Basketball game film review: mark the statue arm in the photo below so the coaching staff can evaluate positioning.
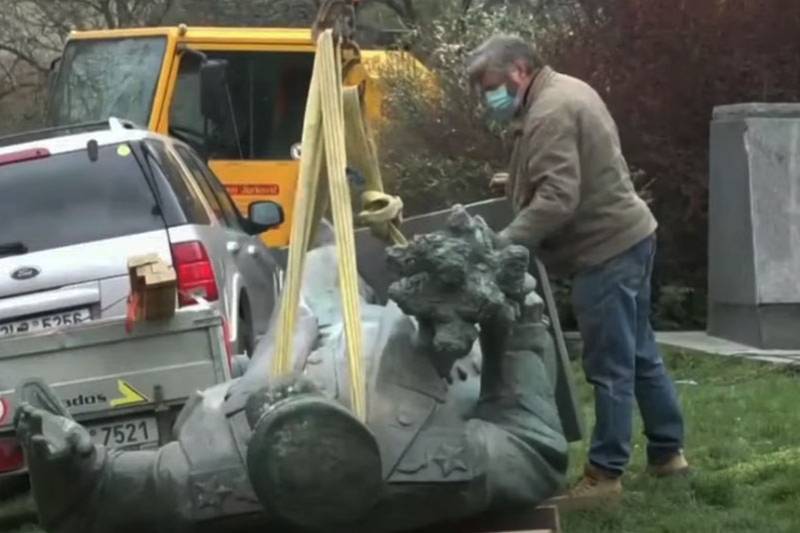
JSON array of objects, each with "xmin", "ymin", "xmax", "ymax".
[
  {"xmin": 15, "ymin": 403, "xmax": 191, "ymax": 533},
  {"xmin": 76, "ymin": 445, "xmax": 190, "ymax": 533},
  {"xmin": 385, "ymin": 206, "xmax": 569, "ymax": 509},
  {"xmin": 467, "ymin": 320, "xmax": 569, "ymax": 507},
  {"xmin": 358, "ymin": 320, "xmax": 568, "ymax": 532}
]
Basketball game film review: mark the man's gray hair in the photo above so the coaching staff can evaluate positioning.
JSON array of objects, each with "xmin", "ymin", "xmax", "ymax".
[{"xmin": 466, "ymin": 34, "xmax": 543, "ymax": 85}]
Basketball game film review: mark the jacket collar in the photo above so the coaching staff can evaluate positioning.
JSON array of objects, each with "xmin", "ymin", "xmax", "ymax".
[
  {"xmin": 524, "ymin": 65, "xmax": 556, "ymax": 110},
  {"xmin": 510, "ymin": 65, "xmax": 556, "ymax": 135}
]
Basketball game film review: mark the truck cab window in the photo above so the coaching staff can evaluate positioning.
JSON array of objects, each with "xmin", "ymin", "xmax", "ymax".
[
  {"xmin": 49, "ymin": 37, "xmax": 167, "ymax": 127},
  {"xmin": 169, "ymin": 51, "xmax": 314, "ymax": 161}
]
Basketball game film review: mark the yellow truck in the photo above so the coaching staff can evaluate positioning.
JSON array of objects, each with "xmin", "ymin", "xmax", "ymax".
[{"xmin": 45, "ymin": 25, "xmax": 419, "ymax": 247}]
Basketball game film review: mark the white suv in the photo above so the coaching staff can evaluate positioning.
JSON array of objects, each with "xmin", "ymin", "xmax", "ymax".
[{"xmin": 0, "ymin": 118, "xmax": 284, "ymax": 357}]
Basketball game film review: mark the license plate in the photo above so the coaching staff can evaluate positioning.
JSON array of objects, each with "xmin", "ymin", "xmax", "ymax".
[
  {"xmin": 87, "ymin": 416, "xmax": 159, "ymax": 449},
  {"xmin": 0, "ymin": 308, "xmax": 91, "ymax": 338}
]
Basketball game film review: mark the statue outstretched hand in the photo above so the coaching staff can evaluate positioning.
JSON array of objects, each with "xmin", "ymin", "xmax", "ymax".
[
  {"xmin": 15, "ymin": 403, "xmax": 94, "ymax": 463},
  {"xmin": 14, "ymin": 386, "xmax": 105, "ymax": 530}
]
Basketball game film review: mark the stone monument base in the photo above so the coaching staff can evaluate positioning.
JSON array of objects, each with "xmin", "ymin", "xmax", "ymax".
[
  {"xmin": 708, "ymin": 303, "xmax": 800, "ymax": 350},
  {"xmin": 709, "ymin": 103, "xmax": 800, "ymax": 350}
]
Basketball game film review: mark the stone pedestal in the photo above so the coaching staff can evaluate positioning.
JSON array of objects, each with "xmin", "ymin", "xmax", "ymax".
[{"xmin": 708, "ymin": 104, "xmax": 800, "ymax": 349}]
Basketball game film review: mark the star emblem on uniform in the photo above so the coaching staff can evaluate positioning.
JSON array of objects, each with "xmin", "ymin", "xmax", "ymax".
[
  {"xmin": 432, "ymin": 443, "xmax": 468, "ymax": 477},
  {"xmin": 194, "ymin": 477, "xmax": 233, "ymax": 510}
]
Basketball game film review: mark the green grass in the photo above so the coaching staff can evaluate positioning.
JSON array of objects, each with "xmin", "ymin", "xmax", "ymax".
[
  {"xmin": 3, "ymin": 349, "xmax": 800, "ymax": 532},
  {"xmin": 563, "ymin": 349, "xmax": 800, "ymax": 533}
]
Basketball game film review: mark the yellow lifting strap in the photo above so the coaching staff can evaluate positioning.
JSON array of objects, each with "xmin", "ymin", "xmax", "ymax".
[
  {"xmin": 342, "ymin": 86, "xmax": 407, "ymax": 246},
  {"xmin": 272, "ymin": 30, "xmax": 405, "ymax": 421}
]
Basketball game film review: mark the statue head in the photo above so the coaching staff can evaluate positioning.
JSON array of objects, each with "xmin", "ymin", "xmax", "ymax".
[
  {"xmin": 245, "ymin": 377, "xmax": 382, "ymax": 529},
  {"xmin": 386, "ymin": 206, "xmax": 532, "ymax": 377}
]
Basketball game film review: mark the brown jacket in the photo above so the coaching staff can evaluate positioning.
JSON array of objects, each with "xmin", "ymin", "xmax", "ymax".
[{"xmin": 502, "ymin": 66, "xmax": 656, "ymax": 276}]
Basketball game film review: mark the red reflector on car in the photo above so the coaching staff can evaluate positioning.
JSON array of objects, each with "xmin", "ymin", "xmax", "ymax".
[
  {"xmin": 0, "ymin": 437, "xmax": 24, "ymax": 474},
  {"xmin": 171, "ymin": 241, "xmax": 219, "ymax": 306},
  {"xmin": 172, "ymin": 241, "xmax": 206, "ymax": 264},
  {"xmin": 0, "ymin": 148, "xmax": 50, "ymax": 167}
]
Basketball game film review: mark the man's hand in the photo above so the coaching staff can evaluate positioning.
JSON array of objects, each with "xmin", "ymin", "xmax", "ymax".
[
  {"xmin": 489, "ymin": 172, "xmax": 509, "ymax": 196},
  {"xmin": 493, "ymin": 229, "xmax": 513, "ymax": 250}
]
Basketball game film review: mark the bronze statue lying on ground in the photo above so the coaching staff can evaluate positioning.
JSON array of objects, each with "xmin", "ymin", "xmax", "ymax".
[{"xmin": 14, "ymin": 207, "xmax": 568, "ymax": 533}]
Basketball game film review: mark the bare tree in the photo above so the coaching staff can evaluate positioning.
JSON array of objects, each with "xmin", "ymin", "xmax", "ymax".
[
  {"xmin": 0, "ymin": 0, "xmax": 189, "ymax": 135},
  {"xmin": 0, "ymin": 0, "xmax": 179, "ymax": 98}
]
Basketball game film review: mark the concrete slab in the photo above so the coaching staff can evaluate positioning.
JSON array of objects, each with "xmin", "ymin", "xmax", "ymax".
[
  {"xmin": 561, "ymin": 330, "xmax": 800, "ymax": 365},
  {"xmin": 657, "ymin": 331, "xmax": 800, "ymax": 365}
]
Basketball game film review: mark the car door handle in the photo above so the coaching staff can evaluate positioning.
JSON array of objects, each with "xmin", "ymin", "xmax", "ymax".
[{"xmin": 227, "ymin": 241, "xmax": 241, "ymax": 254}]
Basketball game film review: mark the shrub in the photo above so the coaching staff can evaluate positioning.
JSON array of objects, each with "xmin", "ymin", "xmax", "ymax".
[
  {"xmin": 377, "ymin": 0, "xmax": 800, "ymax": 329},
  {"xmin": 550, "ymin": 0, "xmax": 800, "ymax": 324},
  {"xmin": 375, "ymin": 3, "xmax": 567, "ymax": 215}
]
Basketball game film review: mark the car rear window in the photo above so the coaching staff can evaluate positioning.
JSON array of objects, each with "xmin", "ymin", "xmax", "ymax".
[{"xmin": 0, "ymin": 143, "xmax": 164, "ymax": 253}]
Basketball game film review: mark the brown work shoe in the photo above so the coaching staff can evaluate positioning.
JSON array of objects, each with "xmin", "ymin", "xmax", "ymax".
[
  {"xmin": 547, "ymin": 464, "xmax": 623, "ymax": 512},
  {"xmin": 647, "ymin": 451, "xmax": 690, "ymax": 478}
]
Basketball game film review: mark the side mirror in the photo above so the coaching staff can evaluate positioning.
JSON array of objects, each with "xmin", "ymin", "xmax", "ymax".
[
  {"xmin": 200, "ymin": 59, "xmax": 229, "ymax": 124},
  {"xmin": 248, "ymin": 201, "xmax": 285, "ymax": 234}
]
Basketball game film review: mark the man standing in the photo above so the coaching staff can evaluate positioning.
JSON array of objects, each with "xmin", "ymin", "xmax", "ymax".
[{"xmin": 466, "ymin": 35, "xmax": 688, "ymax": 507}]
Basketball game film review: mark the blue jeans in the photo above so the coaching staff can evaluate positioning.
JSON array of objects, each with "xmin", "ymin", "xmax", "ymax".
[{"xmin": 571, "ymin": 234, "xmax": 684, "ymax": 476}]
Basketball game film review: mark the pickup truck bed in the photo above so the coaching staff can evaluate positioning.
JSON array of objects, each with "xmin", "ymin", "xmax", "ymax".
[{"xmin": 0, "ymin": 307, "xmax": 230, "ymax": 479}]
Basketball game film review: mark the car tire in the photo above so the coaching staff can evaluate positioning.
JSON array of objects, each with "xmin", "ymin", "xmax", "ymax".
[{"xmin": 237, "ymin": 297, "xmax": 254, "ymax": 358}]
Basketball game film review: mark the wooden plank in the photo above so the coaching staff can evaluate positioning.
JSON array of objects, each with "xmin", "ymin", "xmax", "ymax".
[{"xmin": 412, "ymin": 505, "xmax": 560, "ymax": 533}]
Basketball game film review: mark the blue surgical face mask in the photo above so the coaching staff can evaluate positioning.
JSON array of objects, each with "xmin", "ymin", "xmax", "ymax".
[{"xmin": 484, "ymin": 85, "xmax": 517, "ymax": 122}]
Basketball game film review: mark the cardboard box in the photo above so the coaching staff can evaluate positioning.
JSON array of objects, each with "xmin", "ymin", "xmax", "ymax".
[{"xmin": 127, "ymin": 254, "xmax": 177, "ymax": 322}]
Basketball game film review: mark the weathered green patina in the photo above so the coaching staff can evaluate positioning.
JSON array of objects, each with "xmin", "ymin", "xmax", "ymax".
[{"xmin": 15, "ymin": 207, "xmax": 568, "ymax": 533}]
